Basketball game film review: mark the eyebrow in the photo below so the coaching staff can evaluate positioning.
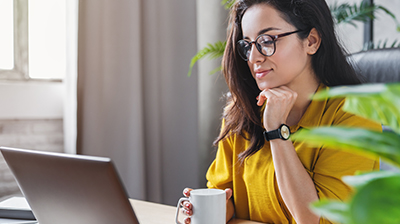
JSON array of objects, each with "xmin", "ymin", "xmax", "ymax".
[{"xmin": 243, "ymin": 27, "xmax": 280, "ymax": 39}]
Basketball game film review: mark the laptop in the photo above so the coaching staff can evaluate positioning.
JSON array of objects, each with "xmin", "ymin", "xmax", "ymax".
[{"xmin": 0, "ymin": 146, "xmax": 140, "ymax": 224}]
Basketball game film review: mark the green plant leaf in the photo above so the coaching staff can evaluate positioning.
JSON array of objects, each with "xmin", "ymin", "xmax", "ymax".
[
  {"xmin": 349, "ymin": 175, "xmax": 400, "ymax": 224},
  {"xmin": 362, "ymin": 39, "xmax": 400, "ymax": 50},
  {"xmin": 377, "ymin": 6, "xmax": 400, "ymax": 33},
  {"xmin": 291, "ymin": 127, "xmax": 400, "ymax": 166},
  {"xmin": 221, "ymin": 0, "xmax": 235, "ymax": 9},
  {"xmin": 310, "ymin": 173, "xmax": 400, "ymax": 224},
  {"xmin": 331, "ymin": 2, "xmax": 397, "ymax": 29},
  {"xmin": 331, "ymin": 2, "xmax": 375, "ymax": 26},
  {"xmin": 343, "ymin": 96, "xmax": 400, "ymax": 134},
  {"xmin": 312, "ymin": 84, "xmax": 386, "ymax": 100},
  {"xmin": 311, "ymin": 200, "xmax": 351, "ymax": 224},
  {"xmin": 312, "ymin": 83, "xmax": 400, "ymax": 134},
  {"xmin": 209, "ymin": 66, "xmax": 222, "ymax": 75},
  {"xmin": 384, "ymin": 84, "xmax": 400, "ymax": 107},
  {"xmin": 187, "ymin": 41, "xmax": 226, "ymax": 77},
  {"xmin": 342, "ymin": 171, "xmax": 400, "ymax": 189}
]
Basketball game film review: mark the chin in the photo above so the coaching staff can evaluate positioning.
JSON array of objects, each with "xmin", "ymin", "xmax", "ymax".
[
  {"xmin": 257, "ymin": 80, "xmax": 286, "ymax": 91},
  {"xmin": 257, "ymin": 82, "xmax": 272, "ymax": 91}
]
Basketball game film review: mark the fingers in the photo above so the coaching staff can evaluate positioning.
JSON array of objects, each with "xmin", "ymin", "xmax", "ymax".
[
  {"xmin": 256, "ymin": 91, "xmax": 268, "ymax": 106},
  {"xmin": 257, "ymin": 86, "xmax": 297, "ymax": 104},
  {"xmin": 257, "ymin": 86, "xmax": 298, "ymax": 130},
  {"xmin": 181, "ymin": 189, "xmax": 193, "ymax": 219},
  {"xmin": 183, "ymin": 188, "xmax": 193, "ymax": 197},
  {"xmin": 256, "ymin": 86, "xmax": 297, "ymax": 107},
  {"xmin": 180, "ymin": 199, "xmax": 192, "ymax": 215},
  {"xmin": 182, "ymin": 202, "xmax": 193, "ymax": 216},
  {"xmin": 183, "ymin": 201, "xmax": 192, "ymax": 211},
  {"xmin": 225, "ymin": 188, "xmax": 233, "ymax": 201},
  {"xmin": 183, "ymin": 217, "xmax": 191, "ymax": 224},
  {"xmin": 269, "ymin": 86, "xmax": 297, "ymax": 101}
]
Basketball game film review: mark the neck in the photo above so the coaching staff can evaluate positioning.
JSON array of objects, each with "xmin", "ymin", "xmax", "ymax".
[{"xmin": 286, "ymin": 77, "xmax": 320, "ymax": 126}]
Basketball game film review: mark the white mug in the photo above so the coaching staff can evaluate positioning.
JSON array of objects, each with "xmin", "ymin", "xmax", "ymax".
[{"xmin": 175, "ymin": 188, "xmax": 226, "ymax": 224}]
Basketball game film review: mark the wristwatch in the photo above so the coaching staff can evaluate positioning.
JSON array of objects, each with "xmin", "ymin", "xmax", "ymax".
[{"xmin": 263, "ymin": 124, "xmax": 291, "ymax": 141}]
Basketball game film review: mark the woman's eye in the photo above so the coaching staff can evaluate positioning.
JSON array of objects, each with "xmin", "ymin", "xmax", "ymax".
[
  {"xmin": 258, "ymin": 35, "xmax": 274, "ymax": 45},
  {"xmin": 260, "ymin": 40, "xmax": 274, "ymax": 45}
]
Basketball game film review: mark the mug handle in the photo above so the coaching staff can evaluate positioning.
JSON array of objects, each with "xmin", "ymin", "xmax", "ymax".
[{"xmin": 175, "ymin": 197, "xmax": 190, "ymax": 224}]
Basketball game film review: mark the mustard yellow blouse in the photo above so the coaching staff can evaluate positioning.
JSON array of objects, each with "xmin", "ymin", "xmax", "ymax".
[{"xmin": 206, "ymin": 85, "xmax": 381, "ymax": 224}]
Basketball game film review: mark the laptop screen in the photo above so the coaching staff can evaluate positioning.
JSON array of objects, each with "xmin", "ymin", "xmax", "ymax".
[{"xmin": 0, "ymin": 147, "xmax": 139, "ymax": 224}]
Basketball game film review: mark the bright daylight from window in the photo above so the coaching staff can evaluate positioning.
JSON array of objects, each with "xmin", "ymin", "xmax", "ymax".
[
  {"xmin": 0, "ymin": 0, "xmax": 14, "ymax": 70},
  {"xmin": 29, "ymin": 0, "xmax": 67, "ymax": 80},
  {"xmin": 0, "ymin": 0, "xmax": 67, "ymax": 80}
]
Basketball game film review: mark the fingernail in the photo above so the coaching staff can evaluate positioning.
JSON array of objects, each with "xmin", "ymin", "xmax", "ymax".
[
  {"xmin": 184, "ymin": 218, "xmax": 191, "ymax": 224},
  {"xmin": 186, "ymin": 210, "xmax": 190, "ymax": 215},
  {"xmin": 256, "ymin": 96, "xmax": 259, "ymax": 100}
]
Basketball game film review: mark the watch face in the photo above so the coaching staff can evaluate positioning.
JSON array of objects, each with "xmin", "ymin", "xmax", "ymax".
[{"xmin": 280, "ymin": 125, "xmax": 290, "ymax": 139}]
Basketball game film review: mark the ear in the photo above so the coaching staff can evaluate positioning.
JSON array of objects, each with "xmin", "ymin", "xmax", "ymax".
[{"xmin": 305, "ymin": 28, "xmax": 321, "ymax": 55}]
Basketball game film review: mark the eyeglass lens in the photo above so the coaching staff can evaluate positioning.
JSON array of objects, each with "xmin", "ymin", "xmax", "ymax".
[{"xmin": 237, "ymin": 35, "xmax": 275, "ymax": 61}]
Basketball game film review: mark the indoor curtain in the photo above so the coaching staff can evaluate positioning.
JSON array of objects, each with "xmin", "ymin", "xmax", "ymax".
[
  {"xmin": 77, "ymin": 0, "xmax": 146, "ymax": 200},
  {"xmin": 77, "ymin": 0, "xmax": 199, "ymax": 205}
]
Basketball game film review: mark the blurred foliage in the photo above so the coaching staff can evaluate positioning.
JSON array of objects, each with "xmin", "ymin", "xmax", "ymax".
[
  {"xmin": 362, "ymin": 40, "xmax": 400, "ymax": 51},
  {"xmin": 330, "ymin": 1, "xmax": 399, "ymax": 30},
  {"xmin": 221, "ymin": 0, "xmax": 235, "ymax": 9},
  {"xmin": 292, "ymin": 83, "xmax": 400, "ymax": 224},
  {"xmin": 187, "ymin": 41, "xmax": 226, "ymax": 77}
]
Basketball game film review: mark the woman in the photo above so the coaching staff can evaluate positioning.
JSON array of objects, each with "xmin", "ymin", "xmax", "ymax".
[{"xmin": 181, "ymin": 0, "xmax": 380, "ymax": 223}]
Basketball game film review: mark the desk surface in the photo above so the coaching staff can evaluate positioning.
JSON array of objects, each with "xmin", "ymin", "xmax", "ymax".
[
  {"xmin": 0, "ymin": 198, "xmax": 261, "ymax": 224},
  {"xmin": 130, "ymin": 199, "xmax": 263, "ymax": 224}
]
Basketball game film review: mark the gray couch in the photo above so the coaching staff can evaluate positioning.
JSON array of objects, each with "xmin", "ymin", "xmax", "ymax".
[{"xmin": 349, "ymin": 47, "xmax": 400, "ymax": 83}]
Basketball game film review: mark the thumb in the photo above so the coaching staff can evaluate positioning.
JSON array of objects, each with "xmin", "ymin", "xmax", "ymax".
[{"xmin": 225, "ymin": 188, "xmax": 233, "ymax": 201}]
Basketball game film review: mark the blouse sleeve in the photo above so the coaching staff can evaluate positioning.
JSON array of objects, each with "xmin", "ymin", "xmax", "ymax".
[{"xmin": 206, "ymin": 120, "xmax": 234, "ymax": 190}]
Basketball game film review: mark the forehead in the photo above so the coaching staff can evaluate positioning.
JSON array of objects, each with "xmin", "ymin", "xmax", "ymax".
[{"xmin": 241, "ymin": 4, "xmax": 293, "ymax": 38}]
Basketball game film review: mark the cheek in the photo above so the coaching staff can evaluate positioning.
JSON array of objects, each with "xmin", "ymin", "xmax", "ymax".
[
  {"xmin": 247, "ymin": 61, "xmax": 255, "ymax": 77},
  {"xmin": 275, "ymin": 43, "xmax": 307, "ymax": 72}
]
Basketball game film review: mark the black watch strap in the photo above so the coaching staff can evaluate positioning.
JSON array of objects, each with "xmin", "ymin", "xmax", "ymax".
[
  {"xmin": 263, "ymin": 124, "xmax": 291, "ymax": 141},
  {"xmin": 263, "ymin": 129, "xmax": 280, "ymax": 141}
]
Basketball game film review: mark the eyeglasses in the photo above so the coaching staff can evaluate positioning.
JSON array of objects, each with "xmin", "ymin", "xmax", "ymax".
[{"xmin": 237, "ymin": 30, "xmax": 303, "ymax": 61}]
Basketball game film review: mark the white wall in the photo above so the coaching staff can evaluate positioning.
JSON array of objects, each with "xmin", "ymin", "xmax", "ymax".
[
  {"xmin": 0, "ymin": 82, "xmax": 63, "ymax": 119},
  {"xmin": 326, "ymin": 0, "xmax": 364, "ymax": 53},
  {"xmin": 0, "ymin": 81, "xmax": 64, "ymax": 198},
  {"xmin": 374, "ymin": 0, "xmax": 400, "ymax": 45}
]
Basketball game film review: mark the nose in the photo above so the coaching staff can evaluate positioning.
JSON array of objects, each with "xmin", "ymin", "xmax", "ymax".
[{"xmin": 247, "ymin": 44, "xmax": 265, "ymax": 64}]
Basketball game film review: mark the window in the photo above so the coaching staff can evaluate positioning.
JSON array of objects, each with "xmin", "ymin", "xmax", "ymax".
[
  {"xmin": 0, "ymin": 1, "xmax": 14, "ymax": 70},
  {"xmin": 0, "ymin": 0, "xmax": 67, "ymax": 81}
]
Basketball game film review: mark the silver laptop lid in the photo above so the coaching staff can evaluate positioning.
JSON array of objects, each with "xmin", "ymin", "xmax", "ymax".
[{"xmin": 0, "ymin": 147, "xmax": 139, "ymax": 224}]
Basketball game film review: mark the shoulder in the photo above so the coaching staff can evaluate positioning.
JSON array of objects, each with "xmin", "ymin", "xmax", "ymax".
[
  {"xmin": 324, "ymin": 97, "xmax": 381, "ymax": 131},
  {"xmin": 218, "ymin": 118, "xmax": 251, "ymax": 152}
]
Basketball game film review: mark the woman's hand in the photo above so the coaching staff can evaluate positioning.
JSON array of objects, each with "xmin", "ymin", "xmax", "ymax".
[
  {"xmin": 181, "ymin": 188, "xmax": 233, "ymax": 224},
  {"xmin": 181, "ymin": 188, "xmax": 193, "ymax": 224},
  {"xmin": 256, "ymin": 86, "xmax": 297, "ymax": 131}
]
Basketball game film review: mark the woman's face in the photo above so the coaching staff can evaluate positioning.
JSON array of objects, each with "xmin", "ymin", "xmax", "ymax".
[{"xmin": 241, "ymin": 4, "xmax": 313, "ymax": 91}]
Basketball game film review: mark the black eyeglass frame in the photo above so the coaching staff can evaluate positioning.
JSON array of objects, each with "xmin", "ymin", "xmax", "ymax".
[{"xmin": 237, "ymin": 30, "xmax": 303, "ymax": 61}]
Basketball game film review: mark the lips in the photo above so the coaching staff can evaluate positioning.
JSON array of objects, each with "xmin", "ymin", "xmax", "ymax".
[{"xmin": 255, "ymin": 69, "xmax": 272, "ymax": 79}]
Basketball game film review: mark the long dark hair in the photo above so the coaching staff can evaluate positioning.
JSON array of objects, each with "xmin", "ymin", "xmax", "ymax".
[{"xmin": 214, "ymin": 0, "xmax": 361, "ymax": 161}]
